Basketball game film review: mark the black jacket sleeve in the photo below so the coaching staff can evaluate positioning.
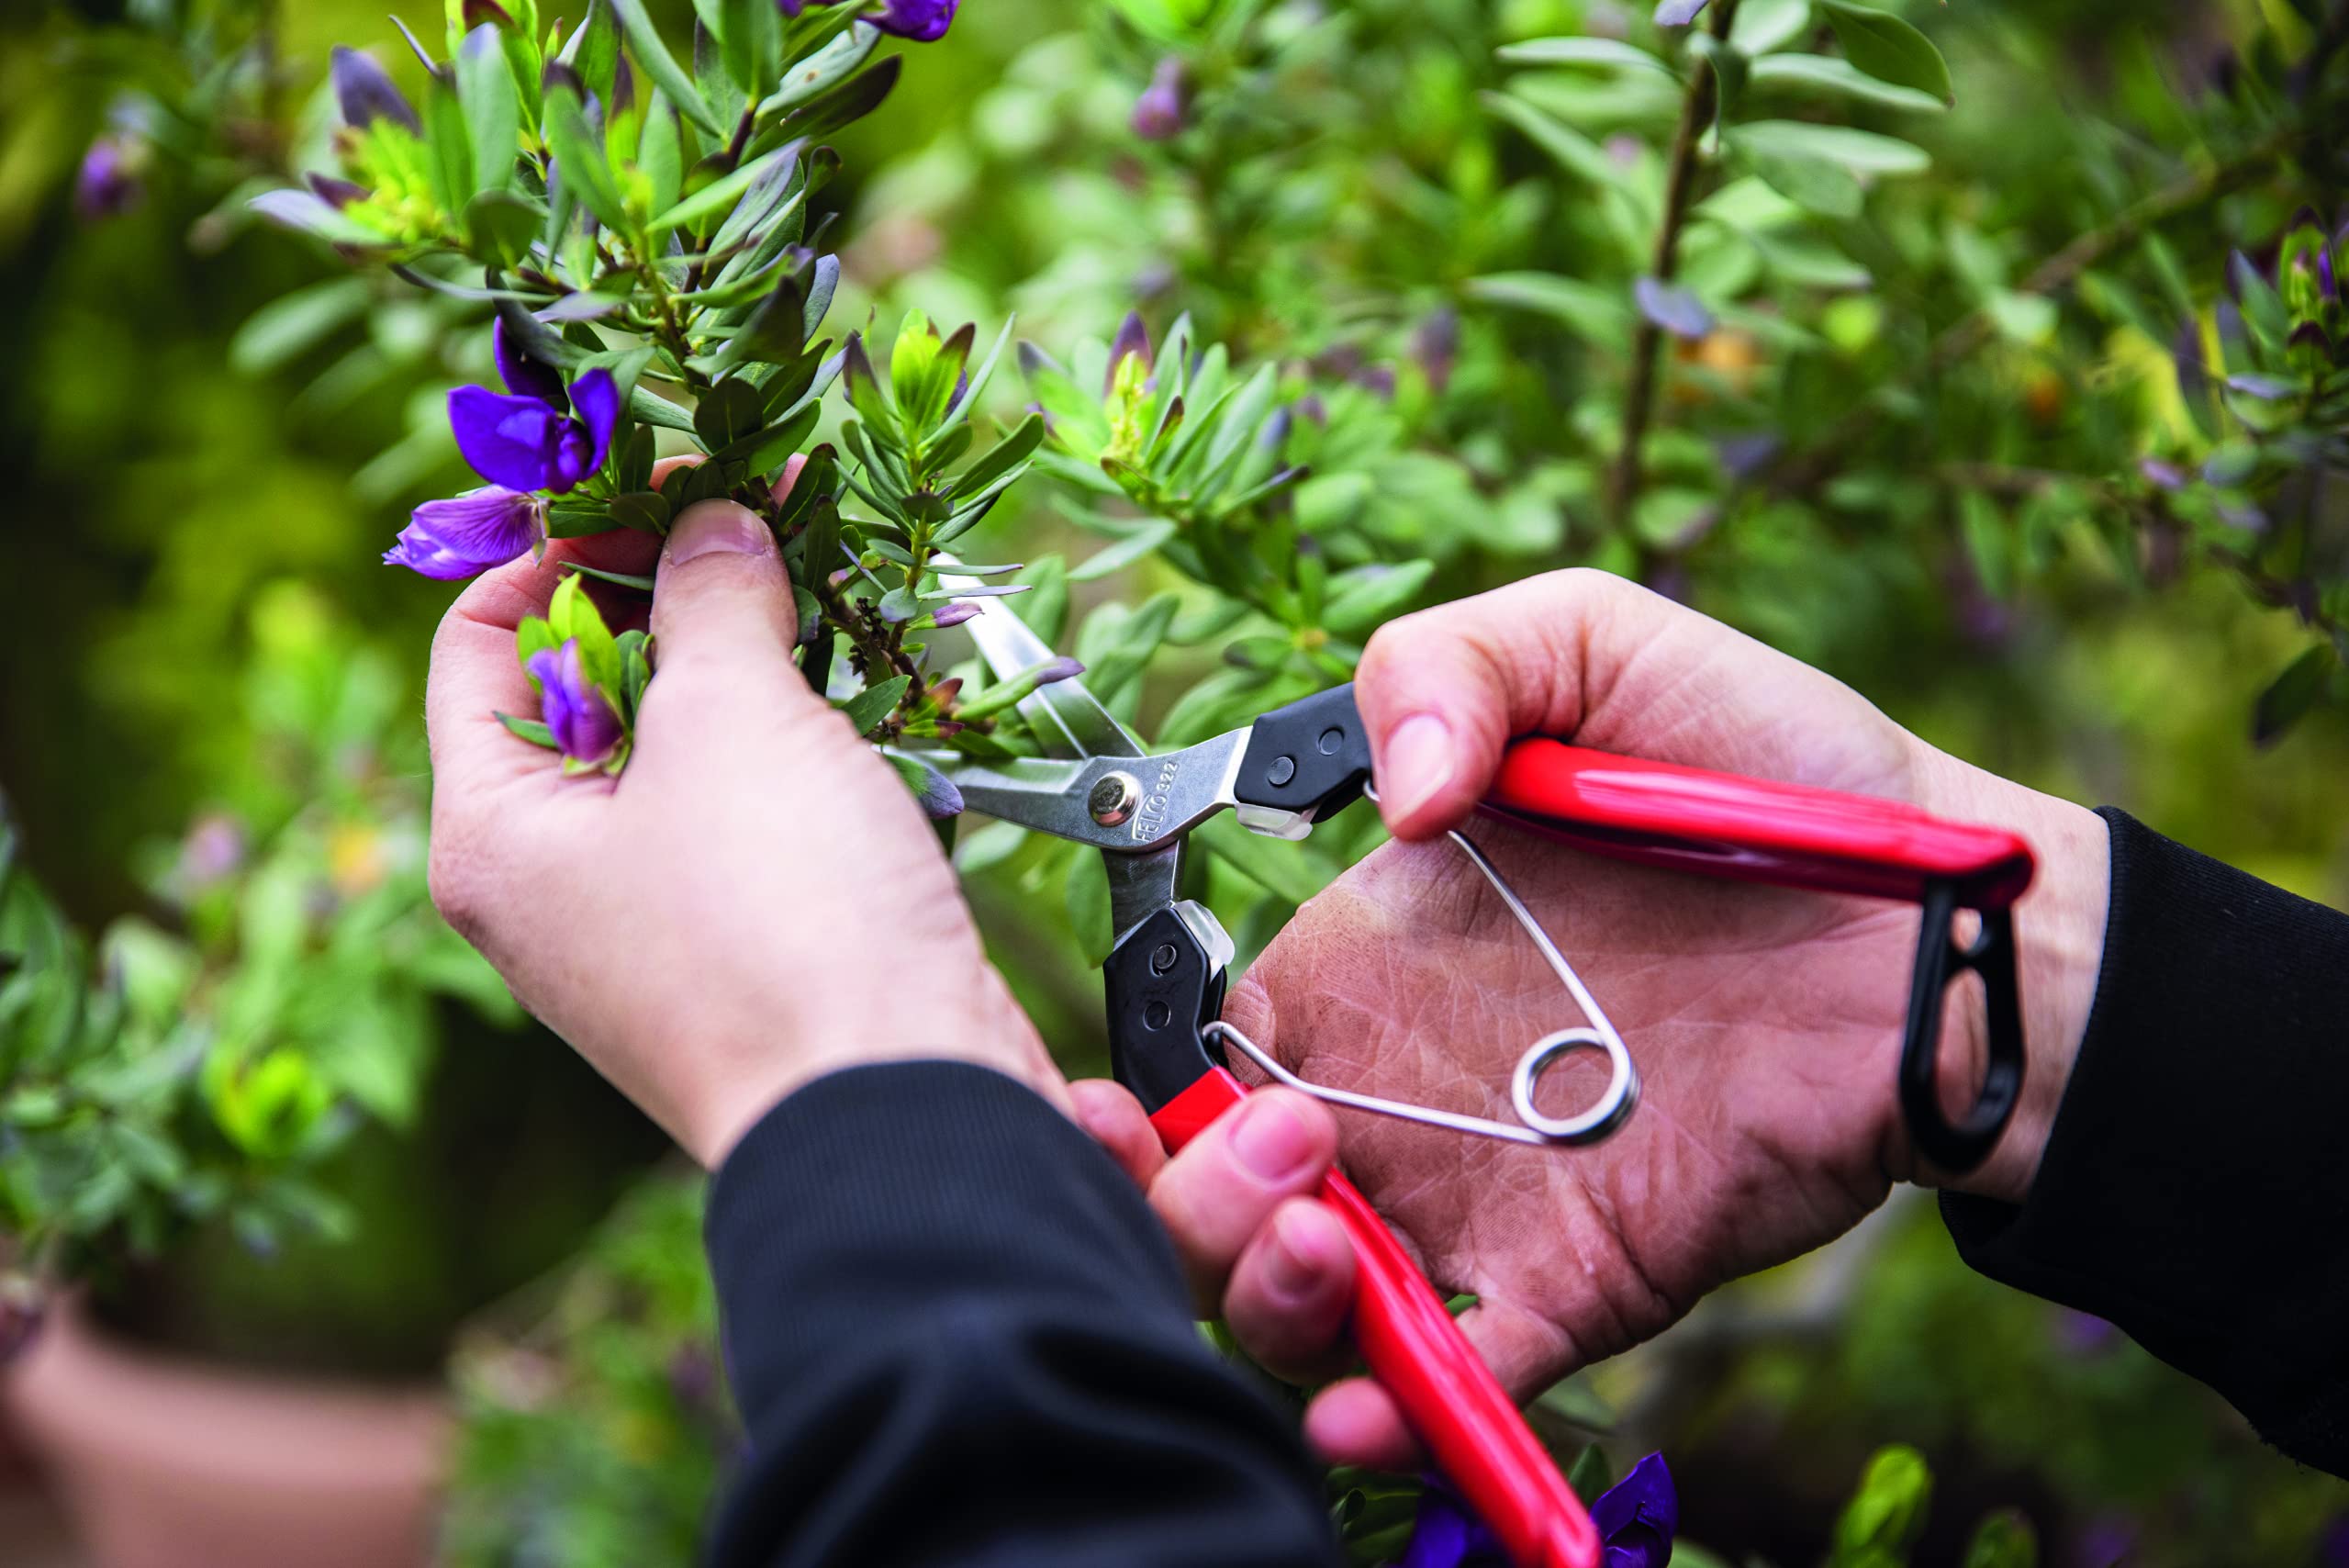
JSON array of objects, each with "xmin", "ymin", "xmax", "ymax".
[
  {"xmin": 700, "ymin": 1059, "xmax": 1343, "ymax": 1568},
  {"xmin": 1942, "ymin": 807, "xmax": 2349, "ymax": 1475}
]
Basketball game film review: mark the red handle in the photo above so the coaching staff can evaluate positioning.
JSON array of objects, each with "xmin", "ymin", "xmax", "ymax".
[
  {"xmin": 1485, "ymin": 739, "xmax": 2036, "ymax": 910},
  {"xmin": 1152, "ymin": 1068, "xmax": 1598, "ymax": 1568}
]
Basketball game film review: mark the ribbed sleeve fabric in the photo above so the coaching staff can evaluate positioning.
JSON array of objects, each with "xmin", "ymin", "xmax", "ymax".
[
  {"xmin": 1942, "ymin": 808, "xmax": 2349, "ymax": 1476},
  {"xmin": 702, "ymin": 1059, "xmax": 1342, "ymax": 1567}
]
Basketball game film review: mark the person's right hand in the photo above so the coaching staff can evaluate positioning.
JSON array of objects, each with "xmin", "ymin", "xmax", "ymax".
[{"xmin": 1075, "ymin": 568, "xmax": 2111, "ymax": 1469}]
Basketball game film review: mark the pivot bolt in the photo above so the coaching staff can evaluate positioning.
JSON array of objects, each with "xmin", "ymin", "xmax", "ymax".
[
  {"xmin": 1267, "ymin": 755, "xmax": 1297, "ymax": 787},
  {"xmin": 1090, "ymin": 770, "xmax": 1143, "ymax": 826}
]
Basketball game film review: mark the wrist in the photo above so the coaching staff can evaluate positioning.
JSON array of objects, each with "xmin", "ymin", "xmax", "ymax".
[{"xmin": 1908, "ymin": 747, "xmax": 2110, "ymax": 1205}]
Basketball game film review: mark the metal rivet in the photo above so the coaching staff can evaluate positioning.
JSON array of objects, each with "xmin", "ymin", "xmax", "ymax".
[
  {"xmin": 1268, "ymin": 755, "xmax": 1297, "ymax": 787},
  {"xmin": 1089, "ymin": 770, "xmax": 1143, "ymax": 826},
  {"xmin": 1317, "ymin": 727, "xmax": 1345, "ymax": 755},
  {"xmin": 1150, "ymin": 944, "xmax": 1179, "ymax": 974},
  {"xmin": 1144, "ymin": 1000, "xmax": 1171, "ymax": 1030}
]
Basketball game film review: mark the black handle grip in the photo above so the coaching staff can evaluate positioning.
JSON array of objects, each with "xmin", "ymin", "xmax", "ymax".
[
  {"xmin": 1232, "ymin": 684, "xmax": 1374, "ymax": 823},
  {"xmin": 1898, "ymin": 879, "xmax": 2025, "ymax": 1173},
  {"xmin": 1104, "ymin": 906, "xmax": 1229, "ymax": 1114}
]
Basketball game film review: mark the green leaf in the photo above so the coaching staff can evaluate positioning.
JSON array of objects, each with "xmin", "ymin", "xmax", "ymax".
[
  {"xmin": 229, "ymin": 278, "xmax": 371, "ymax": 375},
  {"xmin": 455, "ymin": 24, "xmax": 521, "ymax": 196},
  {"xmin": 543, "ymin": 84, "xmax": 632, "ymax": 232},
  {"xmin": 609, "ymin": 489, "xmax": 672, "ymax": 532},
  {"xmin": 1496, "ymin": 37, "xmax": 1676, "ymax": 77},
  {"xmin": 954, "ymin": 411, "xmax": 1046, "ymax": 500},
  {"xmin": 517, "ymin": 615, "xmax": 560, "ymax": 667},
  {"xmin": 498, "ymin": 711, "xmax": 562, "ymax": 747},
  {"xmin": 838, "ymin": 674, "xmax": 912, "ymax": 735},
  {"xmin": 1829, "ymin": 1446, "xmax": 1933, "ymax": 1568},
  {"xmin": 1748, "ymin": 149, "xmax": 1864, "ymax": 218},
  {"xmin": 1463, "ymin": 273, "xmax": 1635, "ymax": 352},
  {"xmin": 647, "ymin": 144, "xmax": 792, "ymax": 236},
  {"xmin": 631, "ymin": 386, "xmax": 699, "ymax": 433},
  {"xmin": 694, "ymin": 376, "xmax": 767, "ymax": 450},
  {"xmin": 1749, "ymin": 51, "xmax": 1947, "ymax": 112},
  {"xmin": 610, "ymin": 0, "xmax": 725, "ymax": 134},
  {"xmin": 720, "ymin": 400, "xmax": 823, "ymax": 479},
  {"xmin": 464, "ymin": 188, "xmax": 540, "ymax": 266},
  {"xmin": 1323, "ymin": 561, "xmax": 1437, "ymax": 637},
  {"xmin": 1818, "ymin": 1, "xmax": 1955, "ymax": 106},
  {"xmin": 1960, "ymin": 1510, "xmax": 2039, "ymax": 1568},
  {"xmin": 639, "ymin": 93, "xmax": 683, "ymax": 215},
  {"xmin": 422, "ymin": 79, "xmax": 475, "ymax": 216},
  {"xmin": 559, "ymin": 560, "xmax": 658, "ymax": 591},
  {"xmin": 889, "ymin": 751, "xmax": 965, "ymax": 820},
  {"xmin": 2254, "ymin": 645, "xmax": 2333, "ymax": 747},
  {"xmin": 558, "ymin": 0, "xmax": 621, "ymax": 108},
  {"xmin": 1011, "ymin": 554, "xmax": 1069, "ymax": 644},
  {"xmin": 1731, "ymin": 119, "xmax": 1931, "ymax": 175},
  {"xmin": 758, "ymin": 21, "xmax": 880, "ymax": 115},
  {"xmin": 781, "ymin": 53, "xmax": 900, "ymax": 139},
  {"xmin": 1068, "ymin": 519, "xmax": 1178, "ymax": 582}
]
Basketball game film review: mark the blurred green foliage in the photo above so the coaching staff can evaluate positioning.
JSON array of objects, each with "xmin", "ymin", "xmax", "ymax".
[{"xmin": 3, "ymin": 0, "xmax": 2347, "ymax": 1562}]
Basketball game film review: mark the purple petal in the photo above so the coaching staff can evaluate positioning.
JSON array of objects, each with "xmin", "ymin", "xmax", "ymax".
[
  {"xmin": 1635, "ymin": 277, "xmax": 1713, "ymax": 340},
  {"xmin": 384, "ymin": 487, "xmax": 544, "ymax": 578},
  {"xmin": 1035, "ymin": 656, "xmax": 1085, "ymax": 687},
  {"xmin": 494, "ymin": 318, "xmax": 570, "ymax": 409},
  {"xmin": 306, "ymin": 172, "xmax": 370, "ymax": 208},
  {"xmin": 1105, "ymin": 311, "xmax": 1154, "ymax": 393},
  {"xmin": 331, "ymin": 46, "xmax": 420, "ymax": 133},
  {"xmin": 74, "ymin": 136, "xmax": 143, "ymax": 220},
  {"xmin": 529, "ymin": 641, "xmax": 624, "ymax": 765},
  {"xmin": 449, "ymin": 384, "xmax": 573, "ymax": 491},
  {"xmin": 871, "ymin": 0, "xmax": 956, "ymax": 40},
  {"xmin": 1593, "ymin": 1453, "xmax": 1678, "ymax": 1568},
  {"xmin": 1398, "ymin": 1484, "xmax": 1507, "ymax": 1568},
  {"xmin": 1654, "ymin": 0, "xmax": 1710, "ymax": 23},
  {"xmin": 565, "ymin": 369, "xmax": 621, "ymax": 482},
  {"xmin": 929, "ymin": 600, "xmax": 979, "ymax": 627},
  {"xmin": 1132, "ymin": 58, "xmax": 1186, "ymax": 141}
]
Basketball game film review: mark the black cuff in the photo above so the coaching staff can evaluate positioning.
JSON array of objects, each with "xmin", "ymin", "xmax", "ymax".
[
  {"xmin": 705, "ymin": 1060, "xmax": 1193, "ymax": 1424},
  {"xmin": 1941, "ymin": 808, "xmax": 2349, "ymax": 1475}
]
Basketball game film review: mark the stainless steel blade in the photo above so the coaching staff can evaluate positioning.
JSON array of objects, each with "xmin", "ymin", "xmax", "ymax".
[
  {"xmin": 890, "ymin": 731, "xmax": 1250, "ymax": 854},
  {"xmin": 936, "ymin": 560, "xmax": 1143, "ymax": 760}
]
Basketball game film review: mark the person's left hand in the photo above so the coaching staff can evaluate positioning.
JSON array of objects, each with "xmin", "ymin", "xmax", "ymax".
[{"xmin": 424, "ymin": 461, "xmax": 1066, "ymax": 1167}]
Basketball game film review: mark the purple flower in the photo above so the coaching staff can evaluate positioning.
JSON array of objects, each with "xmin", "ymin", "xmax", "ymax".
[
  {"xmin": 776, "ymin": 0, "xmax": 959, "ymax": 40},
  {"xmin": 1106, "ymin": 311, "xmax": 1153, "ymax": 394},
  {"xmin": 929, "ymin": 600, "xmax": 980, "ymax": 627},
  {"xmin": 448, "ymin": 321, "xmax": 620, "ymax": 493},
  {"xmin": 528, "ymin": 640, "xmax": 625, "ymax": 766},
  {"xmin": 1592, "ymin": 1453, "xmax": 1677, "ymax": 1568},
  {"xmin": 331, "ymin": 46, "xmax": 420, "ymax": 132},
  {"xmin": 74, "ymin": 134, "xmax": 144, "ymax": 220},
  {"xmin": 1399, "ymin": 1455, "xmax": 1678, "ymax": 1568},
  {"xmin": 1132, "ymin": 58, "xmax": 1187, "ymax": 140},
  {"xmin": 385, "ymin": 487, "xmax": 546, "ymax": 578}
]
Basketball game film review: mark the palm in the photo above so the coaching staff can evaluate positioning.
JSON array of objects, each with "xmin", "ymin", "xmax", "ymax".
[{"xmin": 1225, "ymin": 630, "xmax": 1930, "ymax": 1402}]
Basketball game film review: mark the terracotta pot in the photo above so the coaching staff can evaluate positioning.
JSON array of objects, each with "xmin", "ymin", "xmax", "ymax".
[{"xmin": 1, "ymin": 1298, "xmax": 451, "ymax": 1568}]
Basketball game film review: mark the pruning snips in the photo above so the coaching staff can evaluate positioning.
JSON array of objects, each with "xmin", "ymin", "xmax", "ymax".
[{"xmin": 898, "ymin": 584, "xmax": 2037, "ymax": 1568}]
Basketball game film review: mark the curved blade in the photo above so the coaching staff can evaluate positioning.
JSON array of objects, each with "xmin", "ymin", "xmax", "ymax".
[{"xmin": 941, "ymin": 565, "xmax": 1143, "ymax": 761}]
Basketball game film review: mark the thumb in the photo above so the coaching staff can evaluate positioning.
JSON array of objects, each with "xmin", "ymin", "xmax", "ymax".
[{"xmin": 650, "ymin": 499, "xmax": 802, "ymax": 685}]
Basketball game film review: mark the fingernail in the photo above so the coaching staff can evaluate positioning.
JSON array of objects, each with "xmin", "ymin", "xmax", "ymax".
[
  {"xmin": 1380, "ymin": 712, "xmax": 1455, "ymax": 823},
  {"xmin": 1229, "ymin": 1094, "xmax": 1316, "ymax": 1182},
  {"xmin": 666, "ymin": 501, "xmax": 770, "ymax": 566},
  {"xmin": 1263, "ymin": 1206, "xmax": 1326, "ymax": 1301}
]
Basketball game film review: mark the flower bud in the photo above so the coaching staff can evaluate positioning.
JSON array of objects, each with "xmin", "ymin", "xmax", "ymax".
[{"xmin": 1132, "ymin": 58, "xmax": 1187, "ymax": 141}]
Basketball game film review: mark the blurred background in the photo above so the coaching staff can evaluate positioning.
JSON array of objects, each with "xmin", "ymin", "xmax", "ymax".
[{"xmin": 1, "ymin": 0, "xmax": 2345, "ymax": 1564}]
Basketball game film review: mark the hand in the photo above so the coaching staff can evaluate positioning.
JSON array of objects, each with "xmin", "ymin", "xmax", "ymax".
[
  {"xmin": 1079, "ymin": 568, "xmax": 2109, "ymax": 1468},
  {"xmin": 424, "ymin": 465, "xmax": 1065, "ymax": 1167}
]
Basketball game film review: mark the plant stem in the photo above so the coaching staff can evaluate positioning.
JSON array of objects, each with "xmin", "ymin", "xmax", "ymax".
[
  {"xmin": 1605, "ymin": 0, "xmax": 1742, "ymax": 541},
  {"xmin": 1762, "ymin": 129, "xmax": 2295, "ymax": 498}
]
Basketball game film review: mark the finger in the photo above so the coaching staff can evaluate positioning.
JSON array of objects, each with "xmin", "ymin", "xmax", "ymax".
[
  {"xmin": 424, "ymin": 531, "xmax": 664, "ymax": 789},
  {"xmin": 1353, "ymin": 568, "xmax": 1658, "ymax": 840},
  {"xmin": 1302, "ymin": 1295, "xmax": 1573, "ymax": 1470},
  {"xmin": 1223, "ymin": 1196, "xmax": 1357, "ymax": 1383},
  {"xmin": 1147, "ymin": 1090, "xmax": 1338, "ymax": 1313},
  {"xmin": 1069, "ymin": 1079, "xmax": 1168, "ymax": 1189}
]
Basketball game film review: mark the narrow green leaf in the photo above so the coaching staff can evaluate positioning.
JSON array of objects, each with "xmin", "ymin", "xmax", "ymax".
[
  {"xmin": 559, "ymin": 560, "xmax": 658, "ymax": 591},
  {"xmin": 543, "ymin": 84, "xmax": 632, "ymax": 231},
  {"xmin": 498, "ymin": 711, "xmax": 562, "ymax": 748},
  {"xmin": 422, "ymin": 80, "xmax": 475, "ymax": 215},
  {"xmin": 1749, "ymin": 51, "xmax": 1947, "ymax": 112},
  {"xmin": 2254, "ymin": 645, "xmax": 2333, "ymax": 747},
  {"xmin": 610, "ymin": 0, "xmax": 726, "ymax": 133},
  {"xmin": 1818, "ymin": 1, "xmax": 1955, "ymax": 106},
  {"xmin": 455, "ymin": 25, "xmax": 521, "ymax": 195},
  {"xmin": 647, "ymin": 145, "xmax": 791, "ymax": 236},
  {"xmin": 839, "ymin": 674, "xmax": 912, "ymax": 735},
  {"xmin": 1497, "ymin": 37, "xmax": 1676, "ymax": 77}
]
